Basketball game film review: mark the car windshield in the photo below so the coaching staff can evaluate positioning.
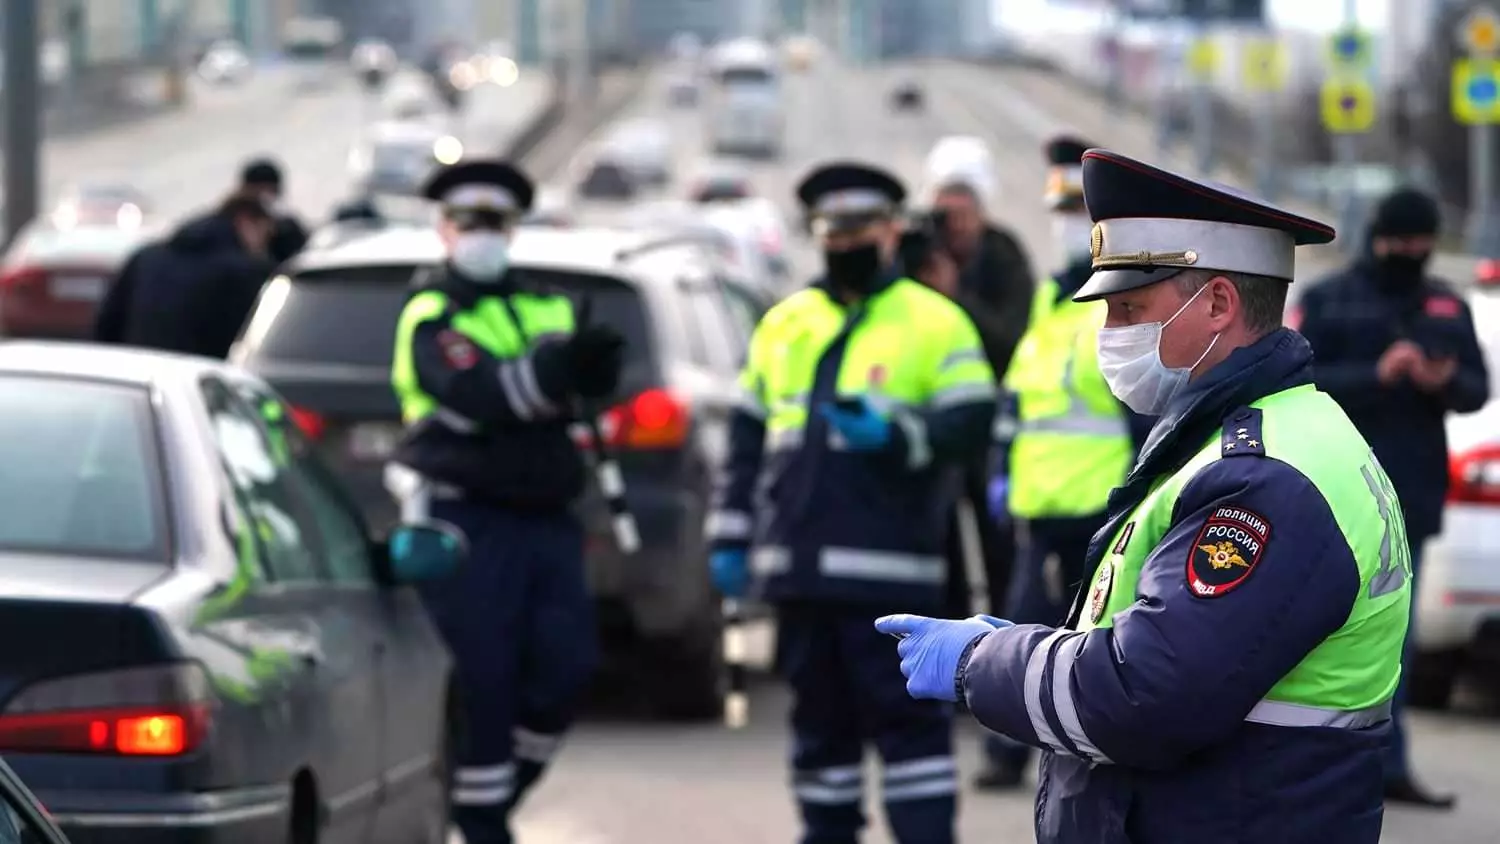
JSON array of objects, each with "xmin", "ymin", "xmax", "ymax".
[
  {"xmin": 0, "ymin": 376, "xmax": 167, "ymax": 561},
  {"xmin": 371, "ymin": 141, "xmax": 435, "ymax": 172},
  {"xmin": 237, "ymin": 266, "xmax": 658, "ymax": 392},
  {"xmin": 720, "ymin": 67, "xmax": 774, "ymax": 87},
  {"xmin": 12, "ymin": 225, "xmax": 147, "ymax": 264}
]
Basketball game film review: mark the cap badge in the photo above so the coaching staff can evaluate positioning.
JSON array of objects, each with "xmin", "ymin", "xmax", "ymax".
[{"xmin": 1090, "ymin": 223, "xmax": 1104, "ymax": 260}]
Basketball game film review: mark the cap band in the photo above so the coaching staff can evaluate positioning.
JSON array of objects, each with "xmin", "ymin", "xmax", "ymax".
[
  {"xmin": 1090, "ymin": 217, "xmax": 1295, "ymax": 280},
  {"xmin": 442, "ymin": 184, "xmax": 517, "ymax": 211},
  {"xmin": 814, "ymin": 188, "xmax": 894, "ymax": 217}
]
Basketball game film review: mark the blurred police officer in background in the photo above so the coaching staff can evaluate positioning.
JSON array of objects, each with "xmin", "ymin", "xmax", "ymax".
[
  {"xmin": 974, "ymin": 136, "xmax": 1152, "ymax": 790},
  {"xmin": 924, "ymin": 175, "xmax": 1035, "ymax": 629},
  {"xmin": 386, "ymin": 159, "xmax": 625, "ymax": 844},
  {"xmin": 1298, "ymin": 186, "xmax": 1489, "ymax": 809},
  {"xmin": 881, "ymin": 149, "xmax": 1412, "ymax": 844},
  {"xmin": 706, "ymin": 162, "xmax": 997, "ymax": 844},
  {"xmin": 237, "ymin": 157, "xmax": 310, "ymax": 263}
]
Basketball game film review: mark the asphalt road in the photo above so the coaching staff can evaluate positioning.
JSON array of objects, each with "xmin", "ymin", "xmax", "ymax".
[
  {"xmin": 32, "ymin": 65, "xmax": 552, "ymax": 228},
  {"xmin": 509, "ymin": 59, "xmax": 1500, "ymax": 844}
]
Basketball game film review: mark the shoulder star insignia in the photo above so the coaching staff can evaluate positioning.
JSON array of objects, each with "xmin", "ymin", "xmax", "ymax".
[
  {"xmin": 1225, "ymin": 442, "xmax": 1236, "ymax": 449},
  {"xmin": 1248, "ymin": 439, "xmax": 1259, "ymax": 447},
  {"xmin": 1237, "ymin": 432, "xmax": 1248, "ymax": 439}
]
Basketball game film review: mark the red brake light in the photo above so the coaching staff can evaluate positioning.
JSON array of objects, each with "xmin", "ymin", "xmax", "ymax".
[
  {"xmin": 1448, "ymin": 445, "xmax": 1500, "ymax": 504},
  {"xmin": 1477, "ymin": 259, "xmax": 1500, "ymax": 288},
  {"xmin": 580, "ymin": 389, "xmax": 690, "ymax": 450},
  {"xmin": 0, "ymin": 664, "xmax": 211, "ymax": 756},
  {"xmin": 0, "ymin": 266, "xmax": 47, "ymax": 293},
  {"xmin": 289, "ymin": 405, "xmax": 326, "ymax": 440}
]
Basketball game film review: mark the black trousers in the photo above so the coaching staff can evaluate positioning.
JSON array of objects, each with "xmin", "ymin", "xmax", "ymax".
[{"xmin": 943, "ymin": 462, "xmax": 1016, "ymax": 618}]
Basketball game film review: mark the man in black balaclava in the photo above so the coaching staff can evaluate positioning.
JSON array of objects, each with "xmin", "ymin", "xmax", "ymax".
[
  {"xmin": 1298, "ymin": 186, "xmax": 1490, "ymax": 810},
  {"xmin": 238, "ymin": 157, "xmax": 310, "ymax": 263}
]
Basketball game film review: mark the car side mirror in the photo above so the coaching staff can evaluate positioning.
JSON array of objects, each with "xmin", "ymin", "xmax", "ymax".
[{"xmin": 378, "ymin": 521, "xmax": 467, "ymax": 584}]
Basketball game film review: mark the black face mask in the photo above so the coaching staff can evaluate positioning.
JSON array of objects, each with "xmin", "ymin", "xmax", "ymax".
[
  {"xmin": 1372, "ymin": 252, "xmax": 1431, "ymax": 290},
  {"xmin": 824, "ymin": 243, "xmax": 883, "ymax": 293}
]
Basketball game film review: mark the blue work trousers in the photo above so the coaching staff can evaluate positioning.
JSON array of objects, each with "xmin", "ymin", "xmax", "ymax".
[
  {"xmin": 776, "ymin": 602, "xmax": 957, "ymax": 844},
  {"xmin": 419, "ymin": 501, "xmax": 597, "ymax": 844}
]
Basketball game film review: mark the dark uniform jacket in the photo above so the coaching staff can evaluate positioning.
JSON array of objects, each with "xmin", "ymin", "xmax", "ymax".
[
  {"xmin": 392, "ymin": 267, "xmax": 585, "ymax": 510},
  {"xmin": 965, "ymin": 330, "xmax": 1388, "ymax": 844},
  {"xmin": 1298, "ymin": 263, "xmax": 1490, "ymax": 540},
  {"xmin": 955, "ymin": 224, "xmax": 1035, "ymax": 378}
]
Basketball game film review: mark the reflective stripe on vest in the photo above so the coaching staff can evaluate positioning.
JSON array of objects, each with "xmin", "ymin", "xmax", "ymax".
[
  {"xmin": 1075, "ymin": 385, "xmax": 1412, "ymax": 714},
  {"xmin": 750, "ymin": 544, "xmax": 946, "ymax": 585}
]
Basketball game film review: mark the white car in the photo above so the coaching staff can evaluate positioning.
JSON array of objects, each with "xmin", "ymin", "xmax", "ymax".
[
  {"xmin": 197, "ymin": 40, "xmax": 251, "ymax": 85},
  {"xmin": 349, "ymin": 122, "xmax": 464, "ymax": 197},
  {"xmin": 603, "ymin": 119, "xmax": 674, "ymax": 187},
  {"xmin": 1410, "ymin": 289, "xmax": 1500, "ymax": 708},
  {"xmin": 625, "ymin": 201, "xmax": 780, "ymax": 296},
  {"xmin": 709, "ymin": 88, "xmax": 783, "ymax": 159}
]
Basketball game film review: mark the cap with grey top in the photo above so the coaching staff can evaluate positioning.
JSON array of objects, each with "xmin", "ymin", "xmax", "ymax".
[
  {"xmin": 421, "ymin": 159, "xmax": 536, "ymax": 216},
  {"xmin": 796, "ymin": 162, "xmax": 906, "ymax": 235},
  {"xmin": 1044, "ymin": 134, "xmax": 1090, "ymax": 212},
  {"xmin": 1072, "ymin": 149, "xmax": 1336, "ymax": 302}
]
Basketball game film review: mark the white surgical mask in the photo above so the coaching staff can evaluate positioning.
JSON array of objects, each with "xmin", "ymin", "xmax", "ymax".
[
  {"xmin": 451, "ymin": 232, "xmax": 510, "ymax": 281},
  {"xmin": 1096, "ymin": 283, "xmax": 1220, "ymax": 415},
  {"xmin": 1051, "ymin": 213, "xmax": 1093, "ymax": 265}
]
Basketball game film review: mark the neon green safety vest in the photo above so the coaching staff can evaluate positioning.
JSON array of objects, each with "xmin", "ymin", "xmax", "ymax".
[
  {"xmin": 391, "ymin": 288, "xmax": 574, "ymax": 425},
  {"xmin": 747, "ymin": 278, "xmax": 995, "ymax": 451},
  {"xmin": 1077, "ymin": 385, "xmax": 1412, "ymax": 718},
  {"xmin": 1004, "ymin": 278, "xmax": 1132, "ymax": 519}
]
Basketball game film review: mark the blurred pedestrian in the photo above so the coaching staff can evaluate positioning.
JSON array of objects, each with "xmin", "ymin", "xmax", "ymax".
[
  {"xmin": 238, "ymin": 157, "xmax": 310, "ymax": 263},
  {"xmin": 93, "ymin": 193, "xmax": 276, "ymax": 358},
  {"xmin": 973, "ymin": 136, "xmax": 1150, "ymax": 790},
  {"xmin": 1298, "ymin": 186, "xmax": 1489, "ymax": 809},
  {"xmin": 386, "ymin": 159, "xmax": 624, "ymax": 844},
  {"xmin": 926, "ymin": 178, "xmax": 1035, "ymax": 625},
  {"xmin": 705, "ymin": 162, "xmax": 997, "ymax": 844}
]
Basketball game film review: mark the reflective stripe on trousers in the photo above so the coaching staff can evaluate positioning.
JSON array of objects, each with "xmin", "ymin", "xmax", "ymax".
[
  {"xmin": 752, "ymin": 546, "xmax": 946, "ymax": 585},
  {"xmin": 452, "ymin": 762, "xmax": 515, "ymax": 806}
]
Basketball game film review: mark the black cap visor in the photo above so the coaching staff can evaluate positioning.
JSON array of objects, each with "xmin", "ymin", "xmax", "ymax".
[{"xmin": 1071, "ymin": 266, "xmax": 1187, "ymax": 302}]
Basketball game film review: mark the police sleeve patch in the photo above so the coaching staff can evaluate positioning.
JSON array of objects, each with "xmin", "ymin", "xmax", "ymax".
[
  {"xmin": 437, "ymin": 329, "xmax": 479, "ymax": 370},
  {"xmin": 1186, "ymin": 506, "xmax": 1271, "ymax": 599}
]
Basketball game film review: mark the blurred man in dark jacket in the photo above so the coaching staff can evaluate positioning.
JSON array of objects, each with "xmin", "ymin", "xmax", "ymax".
[
  {"xmin": 239, "ymin": 157, "xmax": 310, "ymax": 263},
  {"xmin": 1298, "ymin": 186, "xmax": 1489, "ymax": 810},
  {"xmin": 925, "ymin": 179, "xmax": 1037, "ymax": 621},
  {"xmin": 93, "ymin": 195, "xmax": 277, "ymax": 358}
]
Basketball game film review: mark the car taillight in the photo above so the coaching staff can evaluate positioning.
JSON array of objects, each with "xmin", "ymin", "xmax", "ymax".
[
  {"xmin": 0, "ymin": 266, "xmax": 47, "ymax": 294},
  {"xmin": 289, "ymin": 405, "xmax": 326, "ymax": 440},
  {"xmin": 0, "ymin": 663, "xmax": 212, "ymax": 756},
  {"xmin": 576, "ymin": 389, "xmax": 690, "ymax": 450},
  {"xmin": 1448, "ymin": 445, "xmax": 1500, "ymax": 505},
  {"xmin": 1476, "ymin": 259, "xmax": 1500, "ymax": 288}
]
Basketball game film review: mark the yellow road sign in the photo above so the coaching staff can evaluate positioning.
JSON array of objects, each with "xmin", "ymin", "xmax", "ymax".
[
  {"xmin": 1187, "ymin": 38, "xmax": 1219, "ymax": 80},
  {"xmin": 1453, "ymin": 58, "xmax": 1500, "ymax": 125},
  {"xmin": 1461, "ymin": 7, "xmax": 1500, "ymax": 56},
  {"xmin": 1320, "ymin": 77, "xmax": 1375, "ymax": 134},
  {"xmin": 1242, "ymin": 39, "xmax": 1286, "ymax": 91}
]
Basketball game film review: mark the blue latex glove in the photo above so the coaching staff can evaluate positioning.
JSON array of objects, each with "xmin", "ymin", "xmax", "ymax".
[
  {"xmin": 986, "ymin": 475, "xmax": 1010, "ymax": 523},
  {"xmin": 710, "ymin": 549, "xmax": 749, "ymax": 598},
  {"xmin": 874, "ymin": 614, "xmax": 1015, "ymax": 701},
  {"xmin": 819, "ymin": 396, "xmax": 891, "ymax": 450}
]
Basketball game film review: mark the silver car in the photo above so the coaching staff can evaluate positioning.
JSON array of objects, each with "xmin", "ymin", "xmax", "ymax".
[{"xmin": 348, "ymin": 123, "xmax": 465, "ymax": 197}]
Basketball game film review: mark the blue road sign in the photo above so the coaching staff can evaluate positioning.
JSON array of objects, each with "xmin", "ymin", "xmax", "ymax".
[
  {"xmin": 1334, "ymin": 34, "xmax": 1361, "ymax": 59},
  {"xmin": 1470, "ymin": 76, "xmax": 1499, "ymax": 106}
]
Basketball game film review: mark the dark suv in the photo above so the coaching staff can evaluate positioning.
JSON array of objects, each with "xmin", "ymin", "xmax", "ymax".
[{"xmin": 230, "ymin": 222, "xmax": 774, "ymax": 718}]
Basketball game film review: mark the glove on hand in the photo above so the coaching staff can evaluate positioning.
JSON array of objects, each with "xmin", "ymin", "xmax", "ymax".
[
  {"xmin": 568, "ymin": 325, "xmax": 625, "ymax": 399},
  {"xmin": 819, "ymin": 395, "xmax": 891, "ymax": 450},
  {"xmin": 710, "ymin": 548, "xmax": 749, "ymax": 598},
  {"xmin": 873, "ymin": 614, "xmax": 1013, "ymax": 701}
]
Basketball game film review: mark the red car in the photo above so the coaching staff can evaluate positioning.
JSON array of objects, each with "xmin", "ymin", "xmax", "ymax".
[{"xmin": 0, "ymin": 219, "xmax": 153, "ymax": 339}]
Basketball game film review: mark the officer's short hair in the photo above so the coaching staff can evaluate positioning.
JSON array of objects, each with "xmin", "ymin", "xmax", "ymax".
[
  {"xmin": 1174, "ymin": 269, "xmax": 1286, "ymax": 336},
  {"xmin": 933, "ymin": 180, "xmax": 981, "ymax": 204}
]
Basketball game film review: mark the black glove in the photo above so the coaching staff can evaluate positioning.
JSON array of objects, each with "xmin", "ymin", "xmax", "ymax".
[{"xmin": 568, "ymin": 325, "xmax": 625, "ymax": 399}]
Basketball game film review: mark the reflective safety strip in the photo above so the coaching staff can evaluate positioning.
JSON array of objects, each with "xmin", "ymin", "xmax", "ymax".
[
  {"xmin": 431, "ymin": 406, "xmax": 480, "ymax": 433},
  {"xmin": 734, "ymin": 382, "xmax": 767, "ymax": 419},
  {"xmin": 750, "ymin": 546, "xmax": 790, "ymax": 576},
  {"xmin": 890, "ymin": 408, "xmax": 932, "ymax": 470},
  {"xmin": 1245, "ymin": 698, "xmax": 1392, "ymax": 730},
  {"xmin": 793, "ymin": 763, "xmax": 863, "ymax": 805},
  {"xmin": 819, "ymin": 547, "xmax": 945, "ymax": 585},
  {"xmin": 513, "ymin": 727, "xmax": 562, "ymax": 762},
  {"xmin": 881, "ymin": 755, "xmax": 958, "ymax": 802},
  {"xmin": 496, "ymin": 352, "xmax": 557, "ymax": 421},
  {"xmin": 766, "ymin": 427, "xmax": 804, "ymax": 453},
  {"xmin": 932, "ymin": 382, "xmax": 997, "ymax": 410},
  {"xmin": 706, "ymin": 509, "xmax": 754, "ymax": 542},
  {"xmin": 1044, "ymin": 633, "xmax": 1111, "ymax": 763},
  {"xmin": 451, "ymin": 762, "xmax": 515, "ymax": 806},
  {"xmin": 1021, "ymin": 414, "xmax": 1129, "ymax": 437},
  {"xmin": 1022, "ymin": 630, "xmax": 1073, "ymax": 755},
  {"xmin": 939, "ymin": 348, "xmax": 987, "ymax": 372}
]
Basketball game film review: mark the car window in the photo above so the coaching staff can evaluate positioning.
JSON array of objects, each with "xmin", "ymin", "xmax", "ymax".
[
  {"xmin": 228, "ymin": 381, "xmax": 376, "ymax": 584},
  {"xmin": 0, "ymin": 799, "xmax": 46, "ymax": 844},
  {"xmin": 0, "ymin": 376, "xmax": 168, "ymax": 561},
  {"xmin": 683, "ymin": 286, "xmax": 742, "ymax": 374},
  {"xmin": 715, "ymin": 277, "xmax": 768, "ymax": 347},
  {"xmin": 202, "ymin": 378, "xmax": 323, "ymax": 583},
  {"xmin": 237, "ymin": 268, "xmax": 659, "ymax": 396}
]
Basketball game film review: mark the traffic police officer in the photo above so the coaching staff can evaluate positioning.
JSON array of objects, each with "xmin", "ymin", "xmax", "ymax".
[
  {"xmin": 388, "ymin": 159, "xmax": 625, "ymax": 844},
  {"xmin": 706, "ymin": 162, "xmax": 998, "ymax": 844},
  {"xmin": 879, "ymin": 150, "xmax": 1411, "ymax": 843},
  {"xmin": 976, "ymin": 136, "xmax": 1151, "ymax": 789}
]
